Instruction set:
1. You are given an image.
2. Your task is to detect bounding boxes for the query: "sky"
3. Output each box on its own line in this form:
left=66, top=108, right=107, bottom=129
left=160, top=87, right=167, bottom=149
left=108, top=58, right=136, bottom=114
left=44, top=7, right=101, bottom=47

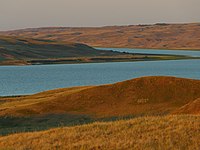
left=0, top=0, right=200, bottom=31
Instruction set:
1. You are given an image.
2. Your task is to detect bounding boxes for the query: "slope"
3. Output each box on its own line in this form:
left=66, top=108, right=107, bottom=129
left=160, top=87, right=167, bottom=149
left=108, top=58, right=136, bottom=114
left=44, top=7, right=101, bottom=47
left=0, top=35, right=125, bottom=65
left=173, top=98, right=200, bottom=114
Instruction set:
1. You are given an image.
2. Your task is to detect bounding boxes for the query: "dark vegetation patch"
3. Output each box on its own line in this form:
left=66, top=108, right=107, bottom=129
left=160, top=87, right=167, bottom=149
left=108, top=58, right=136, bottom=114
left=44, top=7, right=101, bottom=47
left=0, top=114, right=93, bottom=136
left=0, top=36, right=123, bottom=62
left=0, top=113, right=169, bottom=136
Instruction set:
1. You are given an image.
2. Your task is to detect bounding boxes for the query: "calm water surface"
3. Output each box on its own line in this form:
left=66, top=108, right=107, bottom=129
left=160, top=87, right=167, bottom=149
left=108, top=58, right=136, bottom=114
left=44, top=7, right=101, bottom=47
left=0, top=48, right=200, bottom=96
left=97, top=48, right=200, bottom=57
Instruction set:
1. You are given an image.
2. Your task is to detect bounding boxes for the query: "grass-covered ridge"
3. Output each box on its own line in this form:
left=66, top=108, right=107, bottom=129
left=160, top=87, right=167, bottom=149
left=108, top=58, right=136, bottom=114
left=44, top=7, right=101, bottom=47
left=0, top=115, right=199, bottom=150
left=0, top=35, right=127, bottom=65
left=1, top=23, right=200, bottom=50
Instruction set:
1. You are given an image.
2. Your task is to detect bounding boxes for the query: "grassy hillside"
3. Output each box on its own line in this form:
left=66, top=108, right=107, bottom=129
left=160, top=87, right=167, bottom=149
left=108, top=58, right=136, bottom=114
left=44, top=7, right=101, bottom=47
left=1, top=76, right=200, bottom=136
left=0, top=35, right=126, bottom=64
left=0, top=35, right=185, bottom=65
left=0, top=76, right=200, bottom=149
left=0, top=115, right=199, bottom=150
left=1, top=76, right=200, bottom=117
left=1, top=23, right=200, bottom=50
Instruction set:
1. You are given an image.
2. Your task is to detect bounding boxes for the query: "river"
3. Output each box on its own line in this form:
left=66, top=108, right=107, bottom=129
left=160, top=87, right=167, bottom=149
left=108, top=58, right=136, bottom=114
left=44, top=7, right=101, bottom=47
left=0, top=48, right=199, bottom=96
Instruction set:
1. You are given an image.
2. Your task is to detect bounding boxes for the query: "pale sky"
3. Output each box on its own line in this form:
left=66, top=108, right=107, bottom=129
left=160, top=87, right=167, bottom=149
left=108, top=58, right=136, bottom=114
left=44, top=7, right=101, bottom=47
left=0, top=0, right=200, bottom=31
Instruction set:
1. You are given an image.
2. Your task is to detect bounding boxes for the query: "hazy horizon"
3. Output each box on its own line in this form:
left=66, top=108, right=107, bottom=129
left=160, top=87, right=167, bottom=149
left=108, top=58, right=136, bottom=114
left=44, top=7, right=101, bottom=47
left=1, top=0, right=200, bottom=31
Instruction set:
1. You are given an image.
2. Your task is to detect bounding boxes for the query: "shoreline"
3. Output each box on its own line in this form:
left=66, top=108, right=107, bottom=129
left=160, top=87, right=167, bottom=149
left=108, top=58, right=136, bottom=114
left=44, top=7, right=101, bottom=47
left=0, top=54, right=197, bottom=66
left=94, top=46, right=200, bottom=51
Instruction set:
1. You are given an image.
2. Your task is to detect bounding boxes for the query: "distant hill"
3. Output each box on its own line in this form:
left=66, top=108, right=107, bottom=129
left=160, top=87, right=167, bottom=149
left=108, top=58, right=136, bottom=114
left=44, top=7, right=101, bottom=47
left=0, top=115, right=199, bottom=149
left=0, top=35, right=125, bottom=65
left=1, top=76, right=200, bottom=117
left=1, top=23, right=200, bottom=50
left=0, top=35, right=189, bottom=65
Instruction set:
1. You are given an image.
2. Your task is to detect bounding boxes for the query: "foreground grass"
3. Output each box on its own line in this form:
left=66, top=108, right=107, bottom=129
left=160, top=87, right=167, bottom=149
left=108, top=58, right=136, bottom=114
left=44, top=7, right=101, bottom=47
left=0, top=115, right=199, bottom=150
left=0, top=114, right=136, bottom=136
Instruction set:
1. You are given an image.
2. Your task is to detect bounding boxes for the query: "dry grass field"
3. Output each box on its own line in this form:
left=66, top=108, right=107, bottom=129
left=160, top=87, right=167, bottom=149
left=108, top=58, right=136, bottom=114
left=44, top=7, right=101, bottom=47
left=1, top=23, right=200, bottom=50
left=0, top=115, right=199, bottom=150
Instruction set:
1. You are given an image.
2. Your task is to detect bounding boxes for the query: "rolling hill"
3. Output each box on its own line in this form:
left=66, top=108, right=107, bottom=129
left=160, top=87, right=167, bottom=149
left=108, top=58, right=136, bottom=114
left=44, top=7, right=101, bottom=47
left=0, top=115, right=199, bottom=150
left=0, top=35, right=127, bottom=65
left=1, top=23, right=200, bottom=50
left=1, top=76, right=200, bottom=117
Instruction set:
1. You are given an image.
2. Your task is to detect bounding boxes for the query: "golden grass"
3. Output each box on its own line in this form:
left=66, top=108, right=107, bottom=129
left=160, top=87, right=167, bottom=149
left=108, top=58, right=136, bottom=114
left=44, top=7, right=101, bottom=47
left=1, top=76, right=200, bottom=117
left=0, top=76, right=200, bottom=149
left=0, top=86, right=92, bottom=116
left=0, top=115, right=199, bottom=150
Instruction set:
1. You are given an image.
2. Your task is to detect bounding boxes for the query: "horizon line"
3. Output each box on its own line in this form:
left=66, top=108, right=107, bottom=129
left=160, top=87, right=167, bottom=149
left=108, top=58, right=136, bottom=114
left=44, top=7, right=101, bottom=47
left=1, top=22, right=200, bottom=32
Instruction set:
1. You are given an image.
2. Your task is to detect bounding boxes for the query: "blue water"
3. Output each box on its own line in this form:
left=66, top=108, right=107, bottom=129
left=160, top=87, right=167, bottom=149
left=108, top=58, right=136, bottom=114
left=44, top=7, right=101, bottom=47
left=97, top=47, right=200, bottom=57
left=0, top=48, right=200, bottom=96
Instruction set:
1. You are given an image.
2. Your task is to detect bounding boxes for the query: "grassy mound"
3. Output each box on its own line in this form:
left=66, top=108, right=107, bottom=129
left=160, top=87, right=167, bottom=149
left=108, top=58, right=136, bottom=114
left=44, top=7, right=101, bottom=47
left=1, top=76, right=200, bottom=117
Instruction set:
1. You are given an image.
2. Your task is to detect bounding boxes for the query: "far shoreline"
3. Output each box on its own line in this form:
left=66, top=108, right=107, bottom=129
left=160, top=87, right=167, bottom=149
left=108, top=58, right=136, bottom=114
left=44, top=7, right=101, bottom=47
left=94, top=46, right=200, bottom=51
